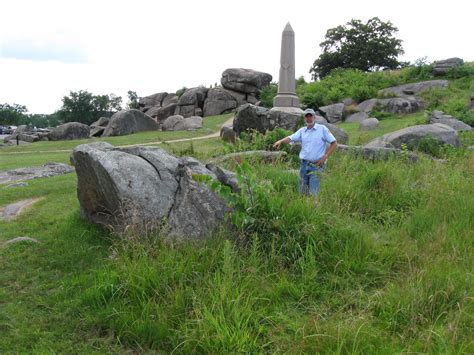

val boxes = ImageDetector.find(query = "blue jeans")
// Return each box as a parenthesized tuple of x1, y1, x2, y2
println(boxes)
(299, 160, 325, 196)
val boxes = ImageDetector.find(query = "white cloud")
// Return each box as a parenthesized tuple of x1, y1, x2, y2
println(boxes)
(0, 35, 88, 63)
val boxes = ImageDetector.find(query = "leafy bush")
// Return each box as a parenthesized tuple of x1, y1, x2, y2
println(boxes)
(298, 68, 403, 108)
(257, 83, 277, 108)
(446, 64, 474, 79)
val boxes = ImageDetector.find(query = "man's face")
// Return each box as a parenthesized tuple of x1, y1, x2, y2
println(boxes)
(305, 114, 316, 126)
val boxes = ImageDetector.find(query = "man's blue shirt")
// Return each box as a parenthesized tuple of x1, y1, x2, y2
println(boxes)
(289, 124, 336, 161)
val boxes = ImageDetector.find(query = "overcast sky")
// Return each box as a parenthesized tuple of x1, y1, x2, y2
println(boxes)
(0, 0, 472, 114)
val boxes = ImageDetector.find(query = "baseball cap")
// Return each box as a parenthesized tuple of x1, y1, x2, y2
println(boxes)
(303, 108, 316, 117)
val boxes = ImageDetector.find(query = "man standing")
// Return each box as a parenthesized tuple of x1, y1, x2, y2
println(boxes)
(273, 108, 337, 195)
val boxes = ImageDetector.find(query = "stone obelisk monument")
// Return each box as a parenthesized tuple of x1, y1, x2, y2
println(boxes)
(271, 22, 302, 114)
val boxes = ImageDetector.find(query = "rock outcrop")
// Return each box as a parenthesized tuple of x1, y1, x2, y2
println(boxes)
(137, 68, 272, 124)
(428, 110, 471, 131)
(432, 58, 464, 76)
(378, 80, 449, 98)
(0, 163, 74, 185)
(48, 122, 90, 141)
(221, 68, 272, 94)
(161, 115, 203, 131)
(359, 118, 379, 131)
(319, 103, 345, 123)
(365, 123, 460, 149)
(102, 109, 159, 137)
(71, 143, 237, 239)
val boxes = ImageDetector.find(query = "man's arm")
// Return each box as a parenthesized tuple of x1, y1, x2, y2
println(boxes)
(273, 136, 292, 150)
(315, 140, 337, 166)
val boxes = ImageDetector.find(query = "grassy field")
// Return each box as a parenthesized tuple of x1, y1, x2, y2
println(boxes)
(1, 111, 473, 352)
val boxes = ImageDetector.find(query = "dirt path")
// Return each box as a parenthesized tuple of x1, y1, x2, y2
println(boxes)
(1, 116, 234, 155)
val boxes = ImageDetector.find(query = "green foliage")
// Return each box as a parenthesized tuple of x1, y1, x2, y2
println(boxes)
(309, 17, 404, 79)
(446, 64, 474, 79)
(175, 87, 187, 98)
(401, 57, 434, 82)
(58, 90, 122, 125)
(0, 103, 28, 126)
(256, 83, 277, 108)
(0, 103, 60, 127)
(298, 68, 402, 107)
(126, 90, 140, 109)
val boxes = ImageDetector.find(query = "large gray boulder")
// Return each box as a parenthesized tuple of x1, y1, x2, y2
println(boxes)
(346, 111, 369, 123)
(203, 88, 238, 116)
(48, 122, 90, 141)
(71, 143, 234, 239)
(378, 80, 449, 98)
(4, 133, 39, 143)
(365, 123, 460, 149)
(162, 115, 203, 131)
(356, 97, 421, 115)
(90, 116, 110, 128)
(140, 93, 179, 120)
(357, 98, 379, 113)
(176, 87, 209, 118)
(267, 108, 302, 132)
(319, 103, 345, 123)
(233, 104, 271, 135)
(359, 118, 379, 131)
(221, 68, 272, 94)
(429, 110, 472, 131)
(102, 109, 159, 137)
(432, 58, 463, 76)
(139, 92, 169, 111)
(385, 97, 421, 114)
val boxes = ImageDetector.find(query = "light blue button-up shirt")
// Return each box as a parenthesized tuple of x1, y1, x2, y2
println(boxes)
(289, 124, 336, 161)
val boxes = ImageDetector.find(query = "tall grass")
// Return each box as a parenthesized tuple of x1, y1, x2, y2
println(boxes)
(59, 148, 473, 353)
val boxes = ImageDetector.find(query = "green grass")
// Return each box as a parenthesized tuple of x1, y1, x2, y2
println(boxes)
(1, 113, 232, 154)
(0, 113, 232, 170)
(1, 108, 473, 352)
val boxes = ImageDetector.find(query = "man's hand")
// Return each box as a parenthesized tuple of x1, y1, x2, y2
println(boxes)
(273, 137, 290, 150)
(314, 154, 327, 166)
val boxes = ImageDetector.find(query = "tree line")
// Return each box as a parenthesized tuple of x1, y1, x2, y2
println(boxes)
(0, 90, 139, 128)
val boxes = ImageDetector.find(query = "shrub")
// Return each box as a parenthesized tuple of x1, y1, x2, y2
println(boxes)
(257, 83, 277, 108)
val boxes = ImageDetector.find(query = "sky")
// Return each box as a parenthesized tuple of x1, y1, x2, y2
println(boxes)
(0, 0, 472, 114)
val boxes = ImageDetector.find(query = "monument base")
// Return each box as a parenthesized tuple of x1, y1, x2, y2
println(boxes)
(273, 94, 301, 108)
(269, 106, 303, 115)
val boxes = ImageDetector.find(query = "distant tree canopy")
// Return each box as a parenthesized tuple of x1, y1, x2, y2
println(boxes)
(0, 103, 28, 126)
(0, 103, 60, 127)
(58, 90, 123, 125)
(309, 17, 404, 80)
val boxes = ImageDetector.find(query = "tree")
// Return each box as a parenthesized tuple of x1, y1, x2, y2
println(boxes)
(309, 17, 404, 79)
(0, 103, 28, 126)
(127, 90, 140, 109)
(59, 90, 123, 125)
